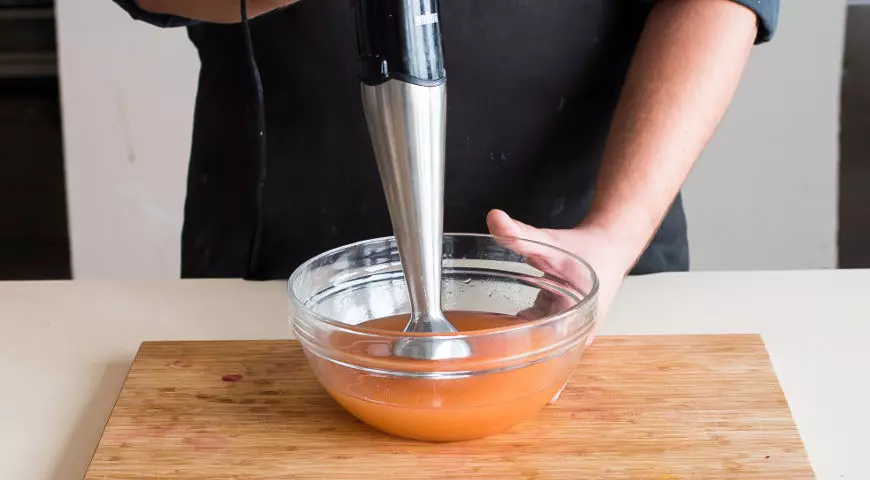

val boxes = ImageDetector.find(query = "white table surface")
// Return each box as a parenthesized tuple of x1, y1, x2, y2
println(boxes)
(1, 270, 867, 479)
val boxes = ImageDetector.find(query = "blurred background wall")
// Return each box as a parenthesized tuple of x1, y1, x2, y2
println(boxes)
(839, 0, 870, 268)
(683, 0, 846, 271)
(0, 1, 67, 279)
(56, 0, 198, 279)
(16, 0, 850, 278)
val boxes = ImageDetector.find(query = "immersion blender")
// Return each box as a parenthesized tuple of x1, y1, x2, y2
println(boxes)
(353, 0, 471, 360)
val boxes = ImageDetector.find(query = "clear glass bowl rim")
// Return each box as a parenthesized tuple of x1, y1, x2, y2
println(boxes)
(287, 232, 600, 340)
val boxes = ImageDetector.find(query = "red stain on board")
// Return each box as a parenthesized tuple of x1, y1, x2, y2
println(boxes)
(222, 374, 243, 382)
(183, 435, 229, 451)
(111, 423, 178, 445)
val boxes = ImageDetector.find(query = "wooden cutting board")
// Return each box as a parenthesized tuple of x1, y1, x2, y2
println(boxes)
(85, 335, 814, 479)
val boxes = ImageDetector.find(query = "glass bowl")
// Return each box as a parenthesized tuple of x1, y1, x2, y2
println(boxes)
(288, 233, 598, 442)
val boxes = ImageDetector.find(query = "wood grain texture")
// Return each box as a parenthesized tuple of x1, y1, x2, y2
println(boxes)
(85, 335, 814, 479)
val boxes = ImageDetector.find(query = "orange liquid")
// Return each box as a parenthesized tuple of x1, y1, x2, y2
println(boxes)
(309, 311, 580, 442)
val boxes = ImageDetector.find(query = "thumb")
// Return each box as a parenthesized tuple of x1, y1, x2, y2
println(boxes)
(486, 209, 559, 272)
(486, 209, 545, 242)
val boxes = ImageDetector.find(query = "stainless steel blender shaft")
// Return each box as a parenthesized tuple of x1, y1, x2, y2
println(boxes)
(362, 81, 471, 360)
(354, 0, 470, 359)
(362, 80, 446, 325)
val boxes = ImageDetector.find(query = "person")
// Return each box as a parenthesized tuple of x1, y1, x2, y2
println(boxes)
(114, 0, 778, 318)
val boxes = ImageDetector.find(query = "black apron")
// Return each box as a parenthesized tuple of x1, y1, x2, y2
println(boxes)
(181, 0, 688, 279)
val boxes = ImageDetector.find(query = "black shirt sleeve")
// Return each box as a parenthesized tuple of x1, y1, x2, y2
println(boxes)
(729, 0, 780, 43)
(114, 0, 779, 42)
(112, 0, 198, 28)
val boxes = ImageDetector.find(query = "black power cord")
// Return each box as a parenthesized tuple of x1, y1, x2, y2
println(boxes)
(240, 0, 268, 278)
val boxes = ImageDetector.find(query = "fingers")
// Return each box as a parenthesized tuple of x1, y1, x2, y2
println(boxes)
(486, 209, 528, 238)
(486, 209, 560, 274)
(485, 209, 511, 236)
(486, 209, 597, 299)
(486, 210, 551, 250)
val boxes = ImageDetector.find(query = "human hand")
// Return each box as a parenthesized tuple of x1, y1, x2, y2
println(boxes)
(486, 209, 635, 405)
(486, 209, 632, 332)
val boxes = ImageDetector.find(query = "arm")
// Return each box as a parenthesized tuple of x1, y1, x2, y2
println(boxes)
(488, 0, 766, 319)
(131, 0, 294, 24)
(581, 0, 758, 272)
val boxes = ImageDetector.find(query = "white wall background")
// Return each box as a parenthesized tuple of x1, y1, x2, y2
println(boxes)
(57, 0, 198, 278)
(57, 0, 846, 279)
(683, 0, 845, 270)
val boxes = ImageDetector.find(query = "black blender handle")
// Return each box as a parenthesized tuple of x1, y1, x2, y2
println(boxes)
(353, 0, 446, 86)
